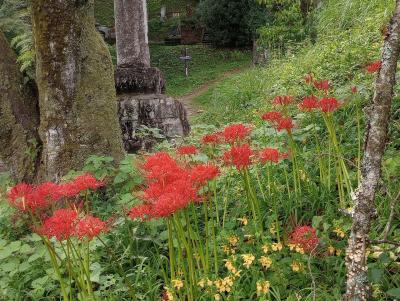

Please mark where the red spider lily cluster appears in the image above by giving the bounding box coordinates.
[258,148,287,164]
[36,209,108,241]
[177,145,198,155]
[7,174,104,213]
[222,124,252,144]
[129,152,219,220]
[313,79,330,92]
[7,174,107,241]
[366,60,382,73]
[290,225,319,253]
[223,144,253,171]
[273,95,293,106]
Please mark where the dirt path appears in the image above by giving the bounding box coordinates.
[177,67,249,118]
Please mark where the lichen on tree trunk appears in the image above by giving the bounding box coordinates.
[32,0,124,181]
[0,32,40,182]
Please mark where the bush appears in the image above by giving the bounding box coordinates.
[196,0,269,47]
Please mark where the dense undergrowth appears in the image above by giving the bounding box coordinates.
[0,0,399,300]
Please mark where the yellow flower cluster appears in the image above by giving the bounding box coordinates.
[259,256,272,269]
[241,253,255,269]
[288,243,305,254]
[256,280,270,295]
[271,242,283,251]
[262,244,269,253]
[333,227,346,238]
[228,235,239,246]
[291,261,302,272]
[198,278,213,288]
[214,276,234,293]
[164,287,174,300]
[237,217,248,226]
[172,279,184,290]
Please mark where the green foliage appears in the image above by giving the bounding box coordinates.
[94,0,114,27]
[196,0,269,47]
[0,0,34,78]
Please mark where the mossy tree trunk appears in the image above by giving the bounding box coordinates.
[31,0,124,181]
[0,31,40,182]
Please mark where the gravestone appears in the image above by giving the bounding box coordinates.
[114,0,190,153]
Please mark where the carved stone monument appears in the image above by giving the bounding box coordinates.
[114,0,190,152]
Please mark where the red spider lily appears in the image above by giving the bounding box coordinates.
[290,225,319,253]
[75,215,108,240]
[128,204,153,220]
[151,179,199,217]
[7,182,63,213]
[366,60,382,73]
[261,111,282,122]
[259,148,281,163]
[304,73,314,85]
[37,208,78,241]
[276,118,294,133]
[190,164,220,185]
[59,173,104,197]
[223,144,253,171]
[222,124,252,144]
[176,145,198,155]
[313,80,330,91]
[202,133,222,145]
[351,86,358,94]
[319,97,341,113]
[273,95,293,106]
[141,152,184,184]
[299,96,319,111]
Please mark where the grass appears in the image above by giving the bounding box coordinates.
[109,44,252,97]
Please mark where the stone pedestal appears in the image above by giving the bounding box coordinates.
[118,94,190,153]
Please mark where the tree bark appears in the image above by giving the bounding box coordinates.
[0,31,40,182]
[31,0,124,181]
[343,2,400,300]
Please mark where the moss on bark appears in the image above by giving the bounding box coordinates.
[0,32,40,182]
[31,0,124,181]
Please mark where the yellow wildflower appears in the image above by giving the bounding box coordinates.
[259,256,272,269]
[237,217,248,226]
[269,224,276,235]
[172,279,183,290]
[198,278,206,288]
[336,249,342,256]
[241,253,255,269]
[262,244,269,253]
[288,243,297,251]
[333,227,346,238]
[228,235,239,246]
[291,261,301,272]
[224,259,238,274]
[223,244,235,255]
[271,242,283,251]
[214,294,221,301]
[215,276,234,293]
[164,287,174,300]
[256,280,270,295]
[295,245,305,254]
[328,245,335,255]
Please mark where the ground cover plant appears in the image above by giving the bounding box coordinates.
[1,62,399,299]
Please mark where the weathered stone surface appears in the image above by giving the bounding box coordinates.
[114,0,150,68]
[115,66,166,94]
[118,94,190,152]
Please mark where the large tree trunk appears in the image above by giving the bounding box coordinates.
[31,0,124,181]
[0,32,40,182]
[343,2,400,300]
